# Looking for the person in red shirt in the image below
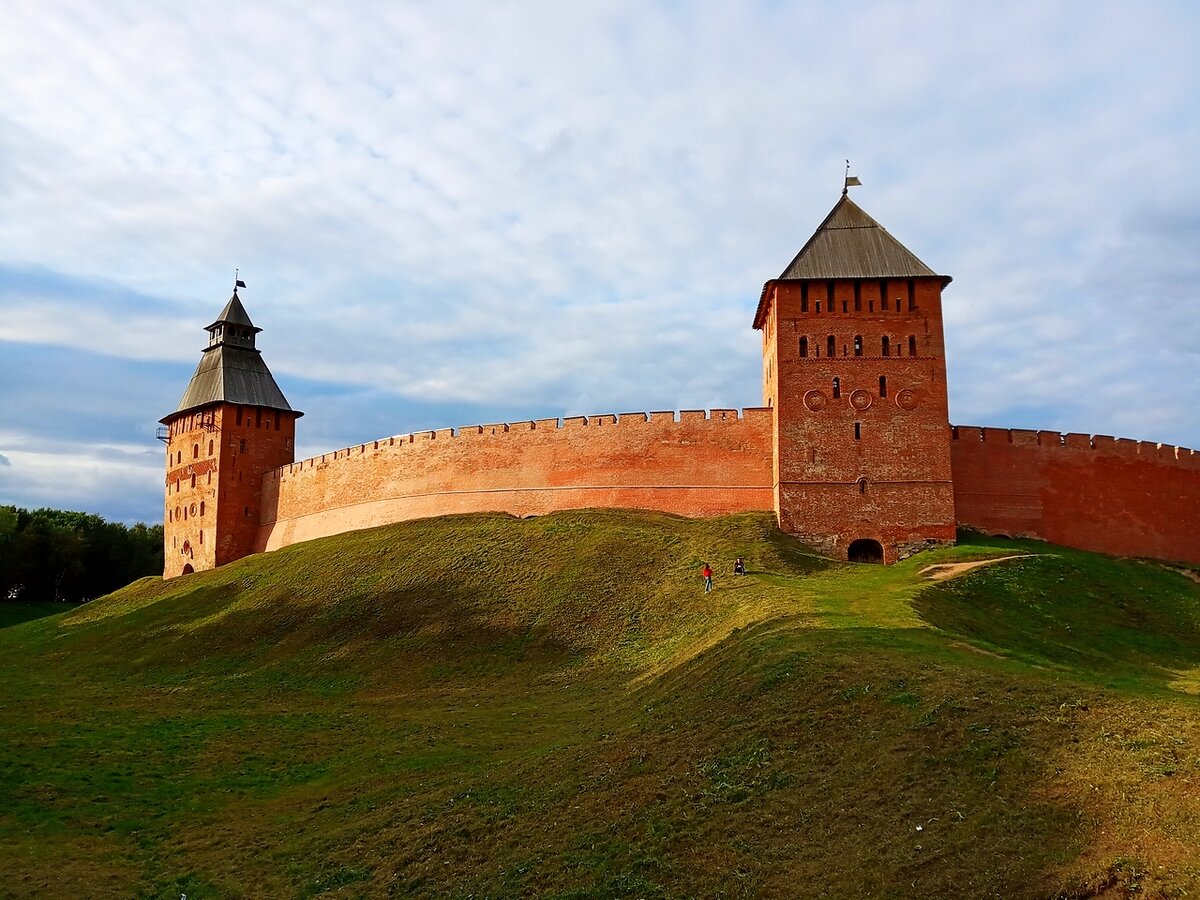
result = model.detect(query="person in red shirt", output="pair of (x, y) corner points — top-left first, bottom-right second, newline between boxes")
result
(702, 563), (714, 593)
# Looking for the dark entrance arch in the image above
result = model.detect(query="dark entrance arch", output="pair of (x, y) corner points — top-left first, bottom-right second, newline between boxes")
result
(847, 539), (884, 564)
(181, 563), (195, 575)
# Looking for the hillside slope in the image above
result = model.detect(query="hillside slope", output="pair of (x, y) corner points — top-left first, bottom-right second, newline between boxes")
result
(1, 510), (1199, 899)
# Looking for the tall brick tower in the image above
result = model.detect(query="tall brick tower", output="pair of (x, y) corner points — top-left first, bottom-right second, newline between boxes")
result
(160, 287), (301, 577)
(753, 188), (956, 563)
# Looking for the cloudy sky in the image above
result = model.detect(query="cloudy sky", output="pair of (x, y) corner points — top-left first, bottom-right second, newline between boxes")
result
(2, 1), (1198, 525)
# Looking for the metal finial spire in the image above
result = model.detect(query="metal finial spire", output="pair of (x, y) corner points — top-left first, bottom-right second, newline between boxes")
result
(843, 160), (862, 195)
(234, 268), (246, 294)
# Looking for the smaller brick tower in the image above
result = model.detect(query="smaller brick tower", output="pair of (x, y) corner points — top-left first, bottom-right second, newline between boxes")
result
(754, 188), (956, 563)
(160, 287), (301, 577)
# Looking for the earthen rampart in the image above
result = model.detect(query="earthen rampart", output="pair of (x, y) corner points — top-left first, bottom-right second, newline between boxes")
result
(950, 426), (1200, 565)
(255, 408), (775, 552)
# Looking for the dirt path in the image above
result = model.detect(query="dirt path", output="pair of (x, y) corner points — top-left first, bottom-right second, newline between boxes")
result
(920, 554), (1040, 582)
(1169, 566), (1200, 585)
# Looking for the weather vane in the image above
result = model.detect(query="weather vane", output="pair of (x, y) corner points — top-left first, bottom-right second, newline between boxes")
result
(234, 268), (246, 293)
(843, 159), (862, 195)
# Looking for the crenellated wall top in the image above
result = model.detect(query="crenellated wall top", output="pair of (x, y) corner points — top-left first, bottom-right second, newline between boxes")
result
(269, 407), (774, 480)
(951, 425), (1198, 466)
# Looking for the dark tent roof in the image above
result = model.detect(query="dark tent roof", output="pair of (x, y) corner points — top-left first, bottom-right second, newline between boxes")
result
(207, 292), (259, 331)
(776, 194), (940, 280)
(162, 291), (300, 422)
(165, 346), (296, 420)
(753, 194), (950, 328)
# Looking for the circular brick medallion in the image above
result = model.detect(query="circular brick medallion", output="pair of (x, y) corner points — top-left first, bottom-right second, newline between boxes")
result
(849, 389), (873, 411)
(896, 389), (918, 410)
(803, 389), (827, 412)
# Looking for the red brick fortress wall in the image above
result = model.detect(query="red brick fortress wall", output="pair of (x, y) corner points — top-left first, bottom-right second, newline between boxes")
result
(255, 409), (774, 553)
(951, 427), (1200, 565)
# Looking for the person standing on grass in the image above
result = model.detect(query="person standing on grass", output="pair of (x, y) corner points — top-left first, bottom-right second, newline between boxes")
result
(702, 562), (714, 593)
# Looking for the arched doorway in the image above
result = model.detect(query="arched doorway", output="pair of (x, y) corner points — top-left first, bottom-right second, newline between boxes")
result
(847, 539), (884, 564)
(181, 563), (195, 575)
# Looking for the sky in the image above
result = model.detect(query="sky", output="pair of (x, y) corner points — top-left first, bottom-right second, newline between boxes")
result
(1, 1), (1198, 525)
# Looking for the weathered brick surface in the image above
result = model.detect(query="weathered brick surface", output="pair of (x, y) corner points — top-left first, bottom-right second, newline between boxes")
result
(255, 409), (775, 552)
(163, 403), (297, 577)
(951, 427), (1200, 565)
(760, 277), (957, 562)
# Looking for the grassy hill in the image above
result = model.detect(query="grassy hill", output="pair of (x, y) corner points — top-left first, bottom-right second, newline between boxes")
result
(1, 510), (1198, 899)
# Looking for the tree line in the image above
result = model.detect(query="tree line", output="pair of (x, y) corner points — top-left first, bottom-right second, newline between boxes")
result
(0, 506), (163, 604)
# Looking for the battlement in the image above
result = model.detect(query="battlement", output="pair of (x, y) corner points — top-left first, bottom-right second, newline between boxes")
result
(274, 407), (774, 479)
(951, 425), (1199, 466)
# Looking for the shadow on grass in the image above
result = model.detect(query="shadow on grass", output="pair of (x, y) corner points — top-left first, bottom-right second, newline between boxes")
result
(0, 601), (80, 629)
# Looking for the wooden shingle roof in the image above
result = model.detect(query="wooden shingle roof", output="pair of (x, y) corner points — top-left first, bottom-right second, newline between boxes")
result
(162, 292), (299, 421)
(754, 194), (950, 328)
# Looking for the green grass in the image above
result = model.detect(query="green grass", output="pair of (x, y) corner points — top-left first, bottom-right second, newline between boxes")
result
(1, 510), (1198, 898)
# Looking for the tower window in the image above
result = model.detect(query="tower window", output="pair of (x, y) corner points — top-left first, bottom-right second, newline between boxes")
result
(244, 506), (250, 518)
(858, 476), (867, 494)
(190, 474), (196, 488)
(854, 281), (861, 312)
(855, 422), (862, 441)
(801, 282), (809, 313)
(799, 337), (808, 358)
(832, 377), (841, 399)
(816, 300), (822, 313)
(183, 506), (187, 520)
(827, 280), (835, 313)
(882, 294), (889, 311)
(192, 444), (199, 459)
(882, 336), (890, 356)
(236, 407), (243, 426)
(909, 335), (917, 356)
(879, 376), (887, 398)
(854, 335), (863, 357)
(208, 440), (214, 455)
(908, 279), (916, 311)
(199, 530), (203, 545)
(827, 335), (836, 357)
(239, 439), (246, 453)
(255, 409), (262, 428)
(200, 501), (205, 517)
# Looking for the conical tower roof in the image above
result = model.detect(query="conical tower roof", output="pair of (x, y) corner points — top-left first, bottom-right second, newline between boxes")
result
(162, 290), (300, 422)
(207, 291), (259, 331)
(754, 193), (950, 328)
